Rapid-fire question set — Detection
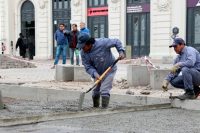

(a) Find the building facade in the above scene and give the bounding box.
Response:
[0,0,200,59]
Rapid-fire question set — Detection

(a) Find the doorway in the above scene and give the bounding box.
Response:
[21,0,35,59]
[127,13,150,58]
[88,16,108,38]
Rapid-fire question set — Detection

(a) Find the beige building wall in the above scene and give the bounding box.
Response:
[0,0,53,59]
[150,0,187,59]
[0,0,188,59]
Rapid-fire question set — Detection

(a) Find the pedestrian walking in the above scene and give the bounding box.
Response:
[27,35,35,60]
[69,24,80,65]
[77,33,125,108]
[1,43,6,54]
[16,33,26,59]
[162,38,200,100]
[51,23,69,69]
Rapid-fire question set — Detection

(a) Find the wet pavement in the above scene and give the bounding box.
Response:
[0,97,142,120]
[0,108,200,133]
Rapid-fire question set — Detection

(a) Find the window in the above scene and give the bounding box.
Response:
[58,0,62,9]
[194,12,200,44]
[187,7,200,51]
[88,0,107,7]
[64,0,68,9]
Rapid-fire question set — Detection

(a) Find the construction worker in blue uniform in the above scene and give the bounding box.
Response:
[162,38,200,100]
[77,33,125,108]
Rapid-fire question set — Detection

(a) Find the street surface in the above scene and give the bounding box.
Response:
[0,108,200,133]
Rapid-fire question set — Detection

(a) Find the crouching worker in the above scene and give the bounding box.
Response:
[77,33,125,108]
[162,38,200,100]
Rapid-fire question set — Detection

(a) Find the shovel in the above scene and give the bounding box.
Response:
[78,58,120,111]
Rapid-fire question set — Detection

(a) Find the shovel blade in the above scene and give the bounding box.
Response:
[78,92,85,111]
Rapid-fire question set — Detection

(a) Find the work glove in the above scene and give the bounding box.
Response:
[119,52,125,60]
[162,79,169,91]
[170,64,180,74]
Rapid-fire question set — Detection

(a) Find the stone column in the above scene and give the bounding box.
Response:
[150,0,173,59]
[171,0,187,40]
[0,0,8,54]
[36,0,50,59]
[108,0,126,57]
[71,0,87,27]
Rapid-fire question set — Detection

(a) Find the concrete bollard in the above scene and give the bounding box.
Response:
[127,65,150,86]
[55,65,74,81]
[74,66,91,82]
[0,91,4,110]
[150,69,171,90]
[55,65,91,82]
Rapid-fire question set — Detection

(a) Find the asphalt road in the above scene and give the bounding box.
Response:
[1,108,200,133]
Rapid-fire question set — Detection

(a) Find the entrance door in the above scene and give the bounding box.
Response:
[53,0,71,58]
[127,13,150,58]
[187,7,200,51]
[88,16,108,38]
[21,1,35,58]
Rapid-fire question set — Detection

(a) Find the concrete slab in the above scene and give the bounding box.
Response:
[150,69,173,90]
[55,65,91,82]
[172,98,200,111]
[127,65,150,86]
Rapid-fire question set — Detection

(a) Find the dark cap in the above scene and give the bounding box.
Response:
[169,38,185,48]
[77,33,90,49]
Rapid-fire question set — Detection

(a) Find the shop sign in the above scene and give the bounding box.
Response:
[127,4,150,13]
[87,7,108,16]
[187,0,200,7]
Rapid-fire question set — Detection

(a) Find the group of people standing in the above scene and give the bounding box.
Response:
[51,22,90,69]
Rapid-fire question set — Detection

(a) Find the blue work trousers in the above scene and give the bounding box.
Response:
[92,69,117,97]
[170,67,200,91]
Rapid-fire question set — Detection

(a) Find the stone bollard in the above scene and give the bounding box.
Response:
[0,91,5,109]
[127,65,150,86]
[55,65,91,82]
[150,69,173,90]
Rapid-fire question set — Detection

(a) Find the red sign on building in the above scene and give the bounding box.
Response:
[87,7,108,16]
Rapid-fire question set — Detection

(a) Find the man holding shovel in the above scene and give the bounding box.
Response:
[162,38,200,100]
[77,33,125,108]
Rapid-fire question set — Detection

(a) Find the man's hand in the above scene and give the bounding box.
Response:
[162,80,169,91]
[94,72,100,81]
[119,52,125,60]
[170,64,180,74]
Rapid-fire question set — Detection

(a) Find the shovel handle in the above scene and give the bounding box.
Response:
[94,58,120,85]
[85,58,120,93]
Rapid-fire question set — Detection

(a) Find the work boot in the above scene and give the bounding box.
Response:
[92,95,100,108]
[194,86,200,98]
[101,96,110,109]
[177,90,196,100]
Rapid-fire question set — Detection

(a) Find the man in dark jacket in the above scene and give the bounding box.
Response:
[16,33,26,59]
[69,24,80,65]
